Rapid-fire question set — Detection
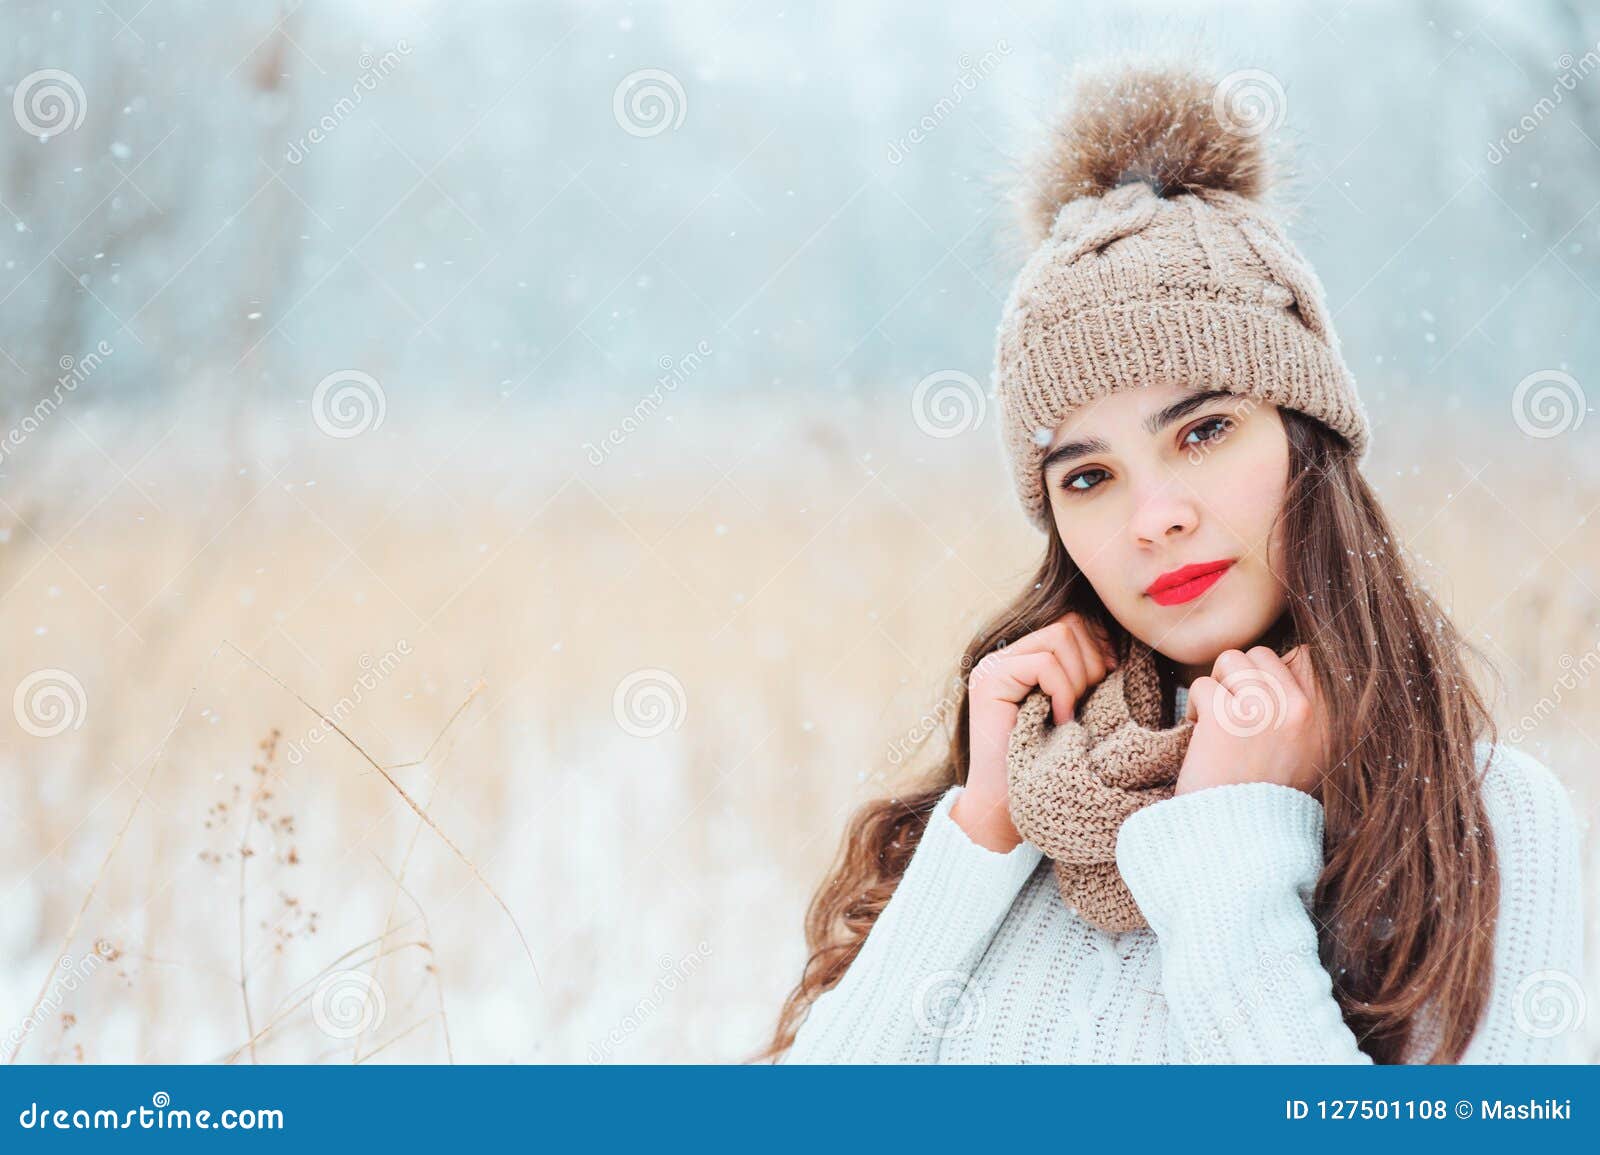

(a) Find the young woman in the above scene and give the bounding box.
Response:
[756,63,1585,1064]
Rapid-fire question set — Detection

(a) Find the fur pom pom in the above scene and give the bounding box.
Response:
[1018,63,1272,247]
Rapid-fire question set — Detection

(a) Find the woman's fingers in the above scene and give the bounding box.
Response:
[1029,652,1077,726]
[973,650,1075,726]
[1065,618,1109,688]
[1004,614,1117,667]
[1196,646,1322,760]
[994,615,1115,719]
[1180,641,1331,799]
[989,636,1079,720]
[1212,646,1309,715]
[1051,637,1088,715]
[1080,614,1119,668]
[1274,645,1330,760]
[1208,648,1254,686]
[1247,645,1307,706]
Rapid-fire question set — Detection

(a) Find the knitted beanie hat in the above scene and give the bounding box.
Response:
[993,63,1371,534]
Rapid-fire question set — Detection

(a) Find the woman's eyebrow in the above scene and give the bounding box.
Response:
[1144,388,1235,434]
[1039,433,1110,474]
[1040,389,1236,473]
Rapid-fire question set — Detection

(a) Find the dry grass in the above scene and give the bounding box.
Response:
[0,390,1595,1061]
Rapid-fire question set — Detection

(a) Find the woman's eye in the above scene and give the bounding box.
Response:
[1061,467,1108,493]
[1183,415,1234,446]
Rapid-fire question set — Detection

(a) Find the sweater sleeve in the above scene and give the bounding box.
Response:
[1115,781,1366,1062]
[781,784,1045,1063]
[1115,747,1587,1064]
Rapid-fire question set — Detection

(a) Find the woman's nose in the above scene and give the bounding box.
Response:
[1130,484,1199,545]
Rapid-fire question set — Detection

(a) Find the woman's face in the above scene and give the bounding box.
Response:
[1041,384,1292,677]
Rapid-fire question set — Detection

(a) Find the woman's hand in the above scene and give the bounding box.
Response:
[1175,645,1329,798]
[952,613,1119,851]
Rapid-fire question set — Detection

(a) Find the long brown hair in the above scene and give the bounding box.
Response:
[752,408,1502,1064]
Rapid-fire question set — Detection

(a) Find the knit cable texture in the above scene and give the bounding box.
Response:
[782,740,1584,1063]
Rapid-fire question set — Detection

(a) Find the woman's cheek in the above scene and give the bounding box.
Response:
[1055,520,1120,606]
[1207,468,1276,539]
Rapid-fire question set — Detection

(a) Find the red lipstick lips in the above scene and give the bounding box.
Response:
[1145,559,1234,606]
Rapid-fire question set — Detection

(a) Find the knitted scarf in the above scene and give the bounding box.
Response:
[1004,635,1195,932]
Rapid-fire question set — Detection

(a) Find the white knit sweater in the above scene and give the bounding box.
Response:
[782,736,1586,1063]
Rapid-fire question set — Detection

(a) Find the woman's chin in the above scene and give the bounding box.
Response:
[1130,615,1274,669]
